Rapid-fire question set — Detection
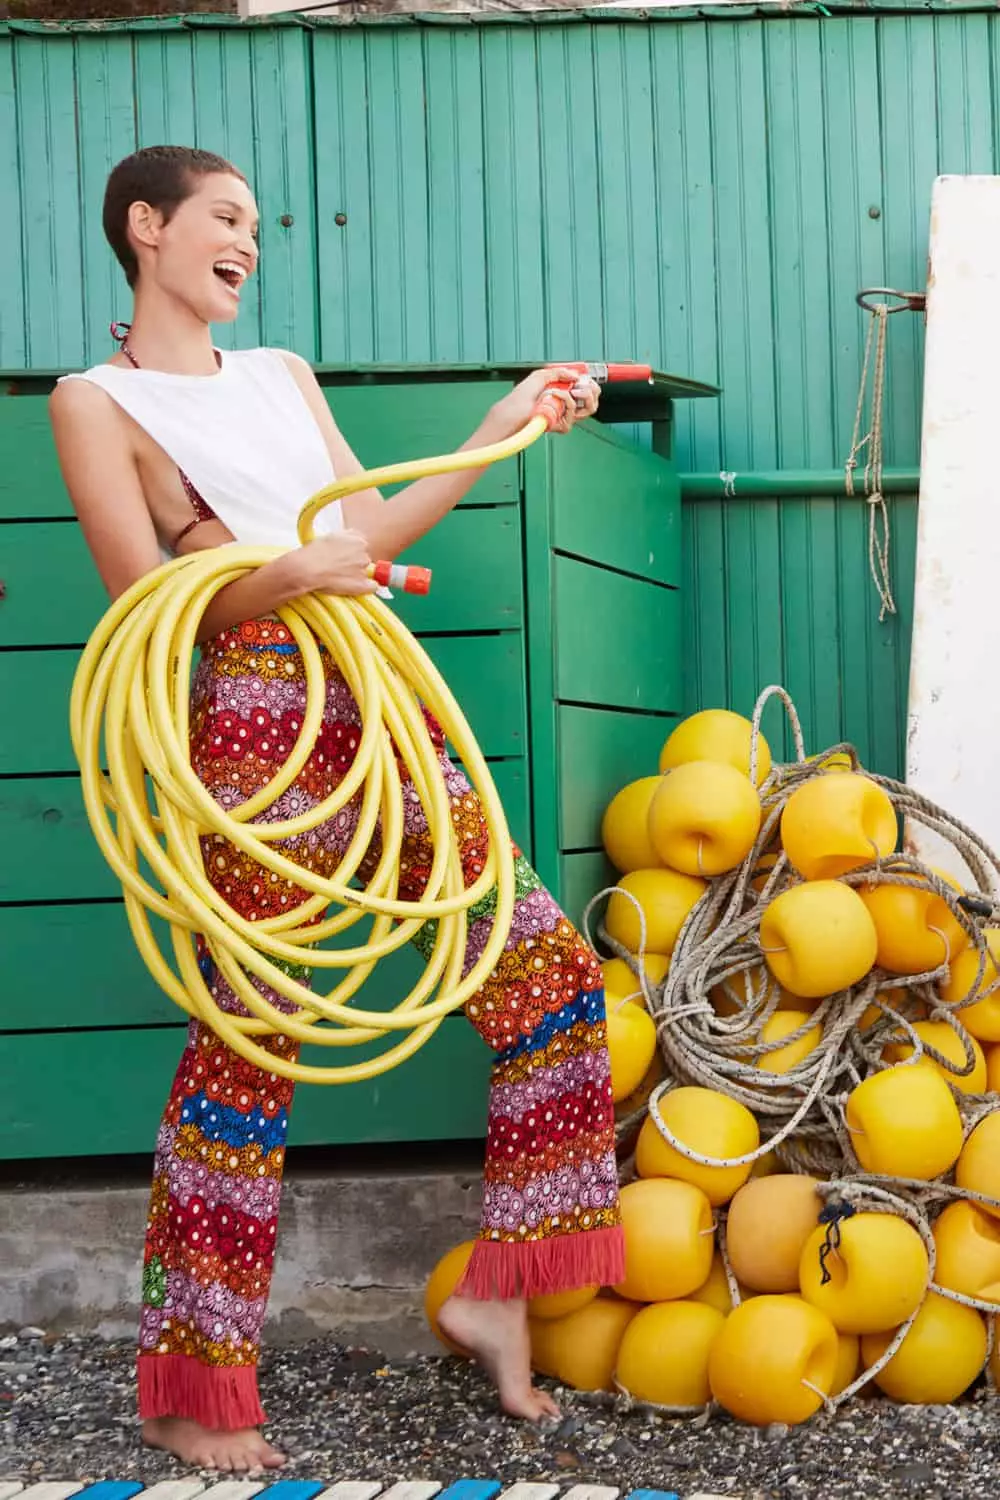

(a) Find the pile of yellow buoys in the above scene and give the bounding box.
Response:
[425,687,1000,1428]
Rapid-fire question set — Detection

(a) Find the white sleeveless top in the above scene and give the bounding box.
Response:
[59,347,349,555]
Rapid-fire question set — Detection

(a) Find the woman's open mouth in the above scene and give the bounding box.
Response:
[213,261,248,299]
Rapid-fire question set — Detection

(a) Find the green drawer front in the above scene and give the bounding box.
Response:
[550,425,681,586]
[0,395,66,520]
[552,554,681,713]
[425,633,527,760]
[0,1020,491,1161]
[560,850,614,934]
[0,509,523,646]
[0,631,526,775]
[0,810,525,1034]
[394,506,524,633]
[0,522,107,645]
[323,380,517,508]
[0,903,177,1029]
[557,704,676,853]
[0,756,529,907]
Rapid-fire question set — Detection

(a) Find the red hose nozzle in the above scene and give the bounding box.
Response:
[532,359,655,429]
[369,561,432,595]
[558,361,654,385]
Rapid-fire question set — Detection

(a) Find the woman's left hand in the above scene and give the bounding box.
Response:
[488,366,601,440]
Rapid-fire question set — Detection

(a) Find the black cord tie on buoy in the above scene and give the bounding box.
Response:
[818,1200,857,1285]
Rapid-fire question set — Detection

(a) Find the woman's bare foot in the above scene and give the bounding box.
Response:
[438,1293,560,1423]
[142,1417,286,1472]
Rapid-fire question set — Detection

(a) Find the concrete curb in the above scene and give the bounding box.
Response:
[0,1161,483,1356]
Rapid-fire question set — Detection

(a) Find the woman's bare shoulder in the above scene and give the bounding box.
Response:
[49,373,121,424]
[272,347,307,368]
[270,346,313,384]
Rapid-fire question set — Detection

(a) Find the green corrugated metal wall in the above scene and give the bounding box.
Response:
[2,10,990,768]
[684,490,918,775]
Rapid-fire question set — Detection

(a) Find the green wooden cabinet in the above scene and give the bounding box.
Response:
[0,364,706,1160]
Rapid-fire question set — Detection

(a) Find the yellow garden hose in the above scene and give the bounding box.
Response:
[70,417,556,1085]
[70,364,652,1085]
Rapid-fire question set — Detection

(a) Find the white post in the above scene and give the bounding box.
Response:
[906,175,1000,887]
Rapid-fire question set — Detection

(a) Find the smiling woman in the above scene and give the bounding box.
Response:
[46,145,619,1475]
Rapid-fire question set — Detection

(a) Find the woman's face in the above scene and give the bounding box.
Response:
[134,170,260,324]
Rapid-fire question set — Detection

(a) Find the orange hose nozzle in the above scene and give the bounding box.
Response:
[369,560,432,595]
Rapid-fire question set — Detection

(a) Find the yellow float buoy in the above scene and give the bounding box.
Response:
[659,708,772,787]
[527,1284,600,1321]
[710,966,807,1018]
[726,1175,823,1294]
[861,1292,987,1404]
[760,881,878,999]
[955,1111,1000,1219]
[858,874,968,976]
[424,1241,475,1353]
[605,868,708,957]
[938,930,1000,1041]
[529,1294,641,1391]
[615,1300,726,1408]
[646,761,762,878]
[635,1086,759,1206]
[614,1053,667,1121]
[690,1251,738,1314]
[780,773,897,881]
[614,1178,716,1302]
[601,776,665,875]
[707,1294,839,1427]
[845,1065,964,1180]
[883,1019,987,1096]
[774,988,822,1014]
[857,987,925,1031]
[605,992,658,1103]
[798,1211,929,1334]
[987,1044,1000,1094]
[602,954,670,994]
[755,1011,823,1075]
[813,750,854,775]
[932,1200,1000,1303]
[831,1332,861,1397]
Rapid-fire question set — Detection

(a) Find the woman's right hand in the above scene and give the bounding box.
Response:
[296,528,378,596]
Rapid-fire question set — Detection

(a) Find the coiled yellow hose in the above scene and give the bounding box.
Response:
[70,413,550,1084]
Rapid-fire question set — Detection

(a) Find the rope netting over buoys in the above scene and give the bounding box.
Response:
[580,685,1000,1420]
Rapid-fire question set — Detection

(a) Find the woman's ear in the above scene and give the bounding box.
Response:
[127,199,162,256]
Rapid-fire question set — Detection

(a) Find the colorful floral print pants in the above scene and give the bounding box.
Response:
[137,621,623,1430]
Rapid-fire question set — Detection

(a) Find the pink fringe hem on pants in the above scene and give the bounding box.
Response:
[458,1224,626,1300]
[137,1352,267,1431]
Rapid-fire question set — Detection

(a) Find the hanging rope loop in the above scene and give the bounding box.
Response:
[845,301,897,622]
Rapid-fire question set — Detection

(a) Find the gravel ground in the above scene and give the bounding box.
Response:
[3,1331,1000,1498]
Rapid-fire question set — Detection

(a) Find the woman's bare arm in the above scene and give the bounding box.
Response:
[280,352,594,560]
[49,379,376,643]
[49,380,164,599]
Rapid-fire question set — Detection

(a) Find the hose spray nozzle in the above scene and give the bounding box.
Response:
[533,360,654,429]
